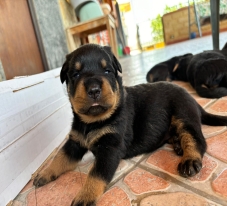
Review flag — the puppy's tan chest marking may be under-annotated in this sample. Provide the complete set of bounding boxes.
[70,126,116,149]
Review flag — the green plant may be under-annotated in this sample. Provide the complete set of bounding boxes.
[151,14,164,43]
[150,1,206,44]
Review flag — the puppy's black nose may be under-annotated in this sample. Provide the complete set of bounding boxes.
[87,85,101,99]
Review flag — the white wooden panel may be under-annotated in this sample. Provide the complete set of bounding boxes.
[0,68,73,206]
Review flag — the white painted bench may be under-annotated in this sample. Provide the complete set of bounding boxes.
[0,68,72,206]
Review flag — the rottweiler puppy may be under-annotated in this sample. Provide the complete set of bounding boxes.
[146,53,193,83]
[33,44,227,206]
[147,43,227,98]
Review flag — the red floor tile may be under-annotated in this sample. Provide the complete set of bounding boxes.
[212,169,227,197]
[208,99,227,113]
[196,98,214,108]
[140,192,212,206]
[207,130,227,163]
[97,187,131,206]
[172,81,195,93]
[201,125,226,138]
[27,171,87,206]
[124,168,169,195]
[146,149,217,181]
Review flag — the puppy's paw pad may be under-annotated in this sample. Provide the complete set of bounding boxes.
[178,159,202,177]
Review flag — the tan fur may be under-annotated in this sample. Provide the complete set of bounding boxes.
[70,126,116,149]
[69,130,85,144]
[211,85,219,89]
[201,84,219,89]
[70,79,87,114]
[87,126,116,147]
[173,63,179,72]
[201,84,208,89]
[101,59,107,68]
[149,74,153,82]
[171,116,201,161]
[36,149,77,181]
[180,132,201,162]
[77,79,120,123]
[75,62,81,70]
[73,175,106,204]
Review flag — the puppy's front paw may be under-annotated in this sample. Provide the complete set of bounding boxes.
[178,159,202,177]
[33,170,57,187]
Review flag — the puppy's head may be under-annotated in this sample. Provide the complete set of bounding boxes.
[172,53,193,81]
[146,64,171,83]
[60,44,122,123]
[146,53,193,83]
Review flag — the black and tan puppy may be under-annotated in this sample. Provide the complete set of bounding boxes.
[33,44,227,206]
[146,53,193,83]
[147,43,227,98]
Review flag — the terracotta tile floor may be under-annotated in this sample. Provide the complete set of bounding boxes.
[12,32,227,206]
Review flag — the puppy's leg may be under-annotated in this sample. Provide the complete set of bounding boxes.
[170,117,206,177]
[167,136,183,156]
[71,135,121,206]
[33,138,87,187]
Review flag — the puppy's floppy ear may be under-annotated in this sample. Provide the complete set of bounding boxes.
[173,53,193,72]
[103,46,122,74]
[60,53,73,84]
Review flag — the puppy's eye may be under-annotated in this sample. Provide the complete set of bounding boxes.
[73,72,80,78]
[105,69,111,74]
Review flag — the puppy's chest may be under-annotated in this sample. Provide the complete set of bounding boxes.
[69,125,116,149]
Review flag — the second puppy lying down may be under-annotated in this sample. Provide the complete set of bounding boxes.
[146,43,227,98]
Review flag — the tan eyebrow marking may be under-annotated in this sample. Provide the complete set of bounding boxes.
[75,62,81,70]
[101,59,107,68]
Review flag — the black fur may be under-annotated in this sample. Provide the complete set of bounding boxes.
[146,44,227,98]
[34,44,227,206]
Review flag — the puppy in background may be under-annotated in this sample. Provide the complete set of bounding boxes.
[147,43,227,98]
[146,53,193,83]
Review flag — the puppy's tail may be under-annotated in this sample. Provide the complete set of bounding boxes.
[195,86,227,98]
[200,106,227,126]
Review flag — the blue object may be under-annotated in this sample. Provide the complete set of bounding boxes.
[190,32,196,39]
[78,1,103,22]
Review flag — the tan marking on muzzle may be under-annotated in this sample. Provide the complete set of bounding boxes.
[79,78,120,123]
[69,79,87,114]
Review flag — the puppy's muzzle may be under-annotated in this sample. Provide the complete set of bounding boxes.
[87,84,101,100]
[85,78,103,100]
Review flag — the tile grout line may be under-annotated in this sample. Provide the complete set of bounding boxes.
[108,154,150,189]
[137,163,227,206]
